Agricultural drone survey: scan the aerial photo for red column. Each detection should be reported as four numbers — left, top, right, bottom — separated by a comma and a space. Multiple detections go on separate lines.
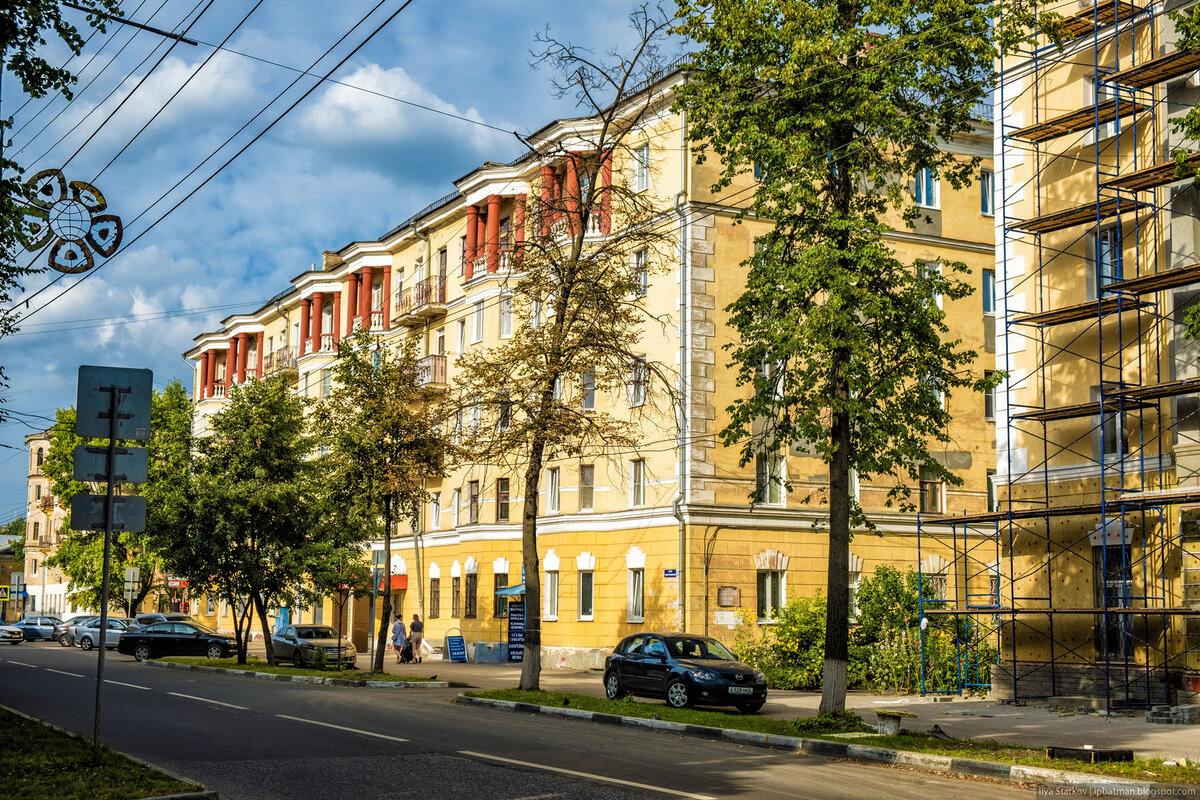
347, 273, 359, 330
226, 337, 237, 385
256, 332, 265, 377
236, 332, 249, 384
199, 352, 210, 399
359, 267, 373, 321
465, 206, 479, 281
486, 195, 501, 274
565, 154, 580, 236
540, 166, 554, 238
601, 150, 613, 235
312, 292, 325, 351
332, 292, 342, 344
513, 194, 526, 270
382, 265, 392, 328
475, 213, 487, 269
300, 299, 311, 356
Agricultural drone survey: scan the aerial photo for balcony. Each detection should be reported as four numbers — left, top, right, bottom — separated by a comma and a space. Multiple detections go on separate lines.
39, 496, 54, 513
244, 368, 257, 382
397, 276, 448, 325
211, 382, 226, 399
416, 354, 448, 390
265, 347, 298, 375
370, 311, 384, 331
320, 334, 335, 353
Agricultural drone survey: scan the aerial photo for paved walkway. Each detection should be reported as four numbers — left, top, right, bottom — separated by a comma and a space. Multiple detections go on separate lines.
241, 643, 1200, 761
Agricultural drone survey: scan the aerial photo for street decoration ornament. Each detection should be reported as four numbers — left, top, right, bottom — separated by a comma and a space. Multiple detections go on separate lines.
18, 169, 123, 273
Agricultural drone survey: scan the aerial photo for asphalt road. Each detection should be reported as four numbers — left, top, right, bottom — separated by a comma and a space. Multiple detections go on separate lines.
0, 642, 1031, 800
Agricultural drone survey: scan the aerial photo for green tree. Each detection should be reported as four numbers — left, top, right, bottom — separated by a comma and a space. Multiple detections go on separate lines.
674, 0, 1009, 713
175, 373, 316, 665
42, 381, 192, 614
3, 518, 25, 567
312, 328, 445, 673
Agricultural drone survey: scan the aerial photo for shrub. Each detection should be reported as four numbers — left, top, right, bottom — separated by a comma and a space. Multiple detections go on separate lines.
791, 711, 872, 734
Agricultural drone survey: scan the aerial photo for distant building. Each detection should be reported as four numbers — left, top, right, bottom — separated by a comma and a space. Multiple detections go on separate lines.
24, 430, 73, 617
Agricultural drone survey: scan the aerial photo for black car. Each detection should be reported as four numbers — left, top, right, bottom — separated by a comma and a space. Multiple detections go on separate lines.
604, 633, 767, 713
117, 621, 234, 661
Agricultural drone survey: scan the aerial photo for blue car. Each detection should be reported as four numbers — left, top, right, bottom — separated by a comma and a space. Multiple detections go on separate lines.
14, 616, 63, 641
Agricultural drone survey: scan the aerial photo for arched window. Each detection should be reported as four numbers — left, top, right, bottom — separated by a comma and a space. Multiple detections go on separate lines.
36, 448, 44, 468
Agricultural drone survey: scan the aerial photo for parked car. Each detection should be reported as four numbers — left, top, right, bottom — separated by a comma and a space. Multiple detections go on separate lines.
0, 624, 24, 645
55, 615, 97, 647
270, 625, 357, 668
603, 633, 768, 713
13, 616, 63, 641
126, 612, 197, 631
75, 617, 129, 651
117, 621, 234, 661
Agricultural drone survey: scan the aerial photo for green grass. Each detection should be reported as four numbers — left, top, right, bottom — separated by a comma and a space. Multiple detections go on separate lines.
160, 656, 439, 682
465, 690, 1200, 784
0, 707, 192, 800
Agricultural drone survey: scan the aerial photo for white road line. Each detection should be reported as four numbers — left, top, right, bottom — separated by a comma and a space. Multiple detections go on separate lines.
105, 679, 151, 691
458, 751, 718, 800
5, 660, 36, 668
167, 692, 249, 710
45, 668, 84, 678
276, 714, 409, 742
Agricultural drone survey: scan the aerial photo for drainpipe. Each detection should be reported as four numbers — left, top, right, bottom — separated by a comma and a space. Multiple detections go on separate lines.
673, 88, 690, 633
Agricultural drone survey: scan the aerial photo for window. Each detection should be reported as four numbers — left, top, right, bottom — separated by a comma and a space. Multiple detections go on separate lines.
633, 249, 648, 297
579, 464, 594, 511
848, 567, 862, 621
544, 570, 559, 619
464, 573, 477, 618
547, 467, 560, 513
499, 217, 511, 251
499, 296, 512, 338
35, 484, 41, 500
430, 578, 440, 618
472, 302, 484, 343
459, 236, 467, 276
552, 375, 563, 401
468, 481, 479, 524
753, 161, 763, 181
921, 260, 942, 309
31, 558, 38, 576
452, 576, 461, 617
627, 356, 647, 407
914, 167, 938, 208
982, 268, 996, 314
919, 465, 942, 513
980, 169, 994, 216
452, 489, 461, 528
435, 328, 445, 354
313, 593, 324, 625
755, 453, 785, 505
456, 320, 466, 354
496, 479, 510, 523
756, 570, 784, 620
924, 569, 949, 603
1094, 544, 1132, 656
206, 597, 216, 615
634, 143, 650, 192
321, 369, 332, 397
627, 568, 644, 622
1100, 405, 1128, 457
32, 521, 40, 540
984, 370, 996, 420
1097, 225, 1122, 289
493, 572, 508, 617
581, 371, 595, 410
36, 447, 44, 467
430, 492, 441, 530
629, 458, 647, 507
579, 570, 594, 619
986, 469, 997, 513
1085, 75, 1121, 140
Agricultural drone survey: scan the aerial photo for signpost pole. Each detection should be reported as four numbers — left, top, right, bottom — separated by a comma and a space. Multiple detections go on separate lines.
92, 383, 122, 767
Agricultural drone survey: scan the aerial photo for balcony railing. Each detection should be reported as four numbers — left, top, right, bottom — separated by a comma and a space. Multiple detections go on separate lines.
212, 382, 226, 399
320, 334, 335, 352
266, 347, 297, 374
39, 496, 54, 512
244, 368, 257, 381
416, 354, 448, 389
397, 276, 448, 324
370, 311, 384, 330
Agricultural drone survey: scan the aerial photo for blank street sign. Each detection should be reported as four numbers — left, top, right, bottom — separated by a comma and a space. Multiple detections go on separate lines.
76, 366, 152, 440
70, 494, 146, 532
73, 445, 148, 484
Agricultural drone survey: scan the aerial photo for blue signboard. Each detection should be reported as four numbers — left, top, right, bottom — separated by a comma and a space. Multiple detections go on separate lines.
663, 568, 678, 578
446, 635, 467, 663
507, 600, 525, 663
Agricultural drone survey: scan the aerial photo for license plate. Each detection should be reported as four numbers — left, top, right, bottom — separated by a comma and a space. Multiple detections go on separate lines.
729, 686, 753, 695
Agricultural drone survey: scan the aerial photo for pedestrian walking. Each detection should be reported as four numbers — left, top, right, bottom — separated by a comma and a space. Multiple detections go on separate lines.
410, 613, 424, 664
391, 614, 406, 664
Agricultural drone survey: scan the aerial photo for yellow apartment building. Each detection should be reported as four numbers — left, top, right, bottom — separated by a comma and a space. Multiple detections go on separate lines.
22, 430, 73, 618
928, 0, 1200, 707
185, 70, 997, 666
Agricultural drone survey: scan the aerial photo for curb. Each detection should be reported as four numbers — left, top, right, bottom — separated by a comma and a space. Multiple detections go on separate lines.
0, 702, 218, 799
144, 659, 449, 688
454, 695, 1168, 793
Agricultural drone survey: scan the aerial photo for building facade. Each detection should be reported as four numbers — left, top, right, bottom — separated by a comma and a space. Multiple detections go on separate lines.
23, 431, 72, 617
186, 71, 997, 665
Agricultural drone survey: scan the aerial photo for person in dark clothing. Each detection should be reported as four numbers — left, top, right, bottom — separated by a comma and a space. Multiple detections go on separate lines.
409, 614, 424, 664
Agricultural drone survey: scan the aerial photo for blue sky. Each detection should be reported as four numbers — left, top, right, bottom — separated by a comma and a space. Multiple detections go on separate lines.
0, 0, 680, 523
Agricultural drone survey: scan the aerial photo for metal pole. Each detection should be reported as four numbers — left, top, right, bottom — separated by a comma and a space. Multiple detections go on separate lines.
92, 384, 121, 766
369, 569, 378, 668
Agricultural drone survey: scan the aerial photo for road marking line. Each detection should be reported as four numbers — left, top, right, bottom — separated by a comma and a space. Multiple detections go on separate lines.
105, 679, 151, 691
46, 668, 84, 678
276, 715, 408, 742
5, 660, 36, 667
458, 751, 717, 799
167, 692, 248, 710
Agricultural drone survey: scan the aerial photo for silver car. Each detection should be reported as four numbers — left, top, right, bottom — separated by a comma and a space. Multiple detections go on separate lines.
0, 624, 24, 645
270, 625, 357, 668
75, 617, 129, 650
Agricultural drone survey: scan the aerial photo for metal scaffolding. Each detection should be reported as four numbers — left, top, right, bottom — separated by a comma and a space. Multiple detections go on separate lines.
916, 0, 1200, 711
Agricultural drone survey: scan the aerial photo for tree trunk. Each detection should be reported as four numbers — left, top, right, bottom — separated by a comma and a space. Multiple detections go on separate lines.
373, 496, 394, 673
229, 593, 248, 664
252, 590, 276, 666
820, 394, 852, 714
519, 438, 547, 691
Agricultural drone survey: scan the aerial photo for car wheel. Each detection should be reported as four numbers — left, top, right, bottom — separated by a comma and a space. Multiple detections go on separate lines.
133, 644, 151, 662
79, 636, 94, 652
58, 634, 70, 647
604, 671, 627, 700
665, 679, 693, 709
8, 640, 20, 645
205, 644, 224, 660
736, 700, 765, 714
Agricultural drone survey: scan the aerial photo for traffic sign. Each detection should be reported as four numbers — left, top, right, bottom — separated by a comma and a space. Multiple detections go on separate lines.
76, 366, 152, 440
0, 587, 9, 601
73, 445, 148, 484
124, 567, 140, 583
70, 494, 146, 532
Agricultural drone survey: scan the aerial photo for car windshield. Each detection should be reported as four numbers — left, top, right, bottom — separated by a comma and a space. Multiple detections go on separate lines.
296, 627, 338, 640
666, 637, 737, 661
189, 622, 219, 635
